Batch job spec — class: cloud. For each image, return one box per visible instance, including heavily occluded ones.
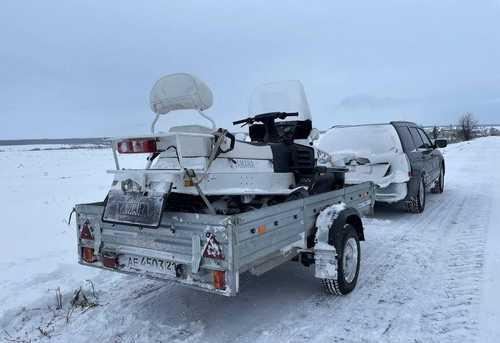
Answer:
[336,95,420,111]
[0,0,499,138]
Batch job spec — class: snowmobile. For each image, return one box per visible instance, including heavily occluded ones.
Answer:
[103,73,345,227]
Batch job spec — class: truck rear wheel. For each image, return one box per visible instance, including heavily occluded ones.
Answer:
[321,224,360,295]
[431,167,444,194]
[408,175,426,213]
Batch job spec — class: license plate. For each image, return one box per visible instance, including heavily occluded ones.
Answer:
[102,189,166,227]
[119,254,177,277]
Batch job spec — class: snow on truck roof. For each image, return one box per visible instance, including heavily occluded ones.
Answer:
[319,123,403,155]
[330,121,417,129]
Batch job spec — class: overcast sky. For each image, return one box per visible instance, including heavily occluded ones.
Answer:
[1,0,499,139]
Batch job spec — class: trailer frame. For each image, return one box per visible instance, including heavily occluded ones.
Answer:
[75,182,374,296]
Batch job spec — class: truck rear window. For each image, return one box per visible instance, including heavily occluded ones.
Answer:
[318,124,403,155]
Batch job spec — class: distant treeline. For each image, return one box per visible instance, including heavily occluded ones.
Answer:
[0,137,110,146]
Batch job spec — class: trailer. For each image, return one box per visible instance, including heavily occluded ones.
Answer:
[73,73,376,296]
[74,182,374,296]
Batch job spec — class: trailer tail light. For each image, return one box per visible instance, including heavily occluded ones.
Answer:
[82,247,97,263]
[102,252,119,268]
[80,221,93,240]
[213,271,225,290]
[117,138,157,154]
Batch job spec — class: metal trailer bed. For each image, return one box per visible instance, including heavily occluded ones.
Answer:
[75,182,374,296]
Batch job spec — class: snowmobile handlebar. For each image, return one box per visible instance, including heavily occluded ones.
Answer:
[232,112,299,126]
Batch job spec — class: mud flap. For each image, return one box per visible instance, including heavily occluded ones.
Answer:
[314,203,362,280]
[314,247,338,279]
[314,204,344,280]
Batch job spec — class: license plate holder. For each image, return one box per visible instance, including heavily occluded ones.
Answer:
[102,189,167,228]
[119,254,177,277]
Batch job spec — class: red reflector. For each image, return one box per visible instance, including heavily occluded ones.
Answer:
[80,221,93,240]
[213,271,225,290]
[117,139,157,154]
[102,252,119,268]
[82,247,96,263]
[202,233,225,260]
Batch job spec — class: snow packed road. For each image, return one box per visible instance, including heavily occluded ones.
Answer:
[0,137,499,343]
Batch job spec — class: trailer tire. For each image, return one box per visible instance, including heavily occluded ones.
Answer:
[321,224,360,295]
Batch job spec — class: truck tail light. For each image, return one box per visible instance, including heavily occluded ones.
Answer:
[405,155,414,177]
[117,139,157,154]
[82,247,97,263]
[80,221,93,240]
[213,271,225,290]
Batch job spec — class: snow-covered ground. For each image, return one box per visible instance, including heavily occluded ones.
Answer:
[1,137,499,342]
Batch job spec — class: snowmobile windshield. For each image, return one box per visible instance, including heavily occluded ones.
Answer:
[248,80,312,122]
[318,124,403,156]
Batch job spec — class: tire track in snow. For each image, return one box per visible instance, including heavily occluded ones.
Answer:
[254,190,466,343]
[2,139,497,343]
[419,187,491,342]
[369,191,473,342]
[330,195,468,342]
[314,145,491,342]
[257,142,494,343]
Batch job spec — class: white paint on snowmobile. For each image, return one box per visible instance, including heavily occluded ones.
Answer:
[155,157,274,173]
[108,74,338,202]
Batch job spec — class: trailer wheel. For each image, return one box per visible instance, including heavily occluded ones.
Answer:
[321,224,360,295]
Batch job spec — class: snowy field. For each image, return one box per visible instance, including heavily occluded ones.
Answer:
[1,137,499,342]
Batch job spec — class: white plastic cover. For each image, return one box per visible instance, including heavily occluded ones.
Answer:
[149,73,213,114]
[248,80,312,121]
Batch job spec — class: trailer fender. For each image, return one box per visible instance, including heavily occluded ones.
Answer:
[329,206,364,245]
[313,204,364,279]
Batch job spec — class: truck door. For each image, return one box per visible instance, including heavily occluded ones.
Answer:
[395,125,424,180]
[417,128,439,182]
[408,126,433,186]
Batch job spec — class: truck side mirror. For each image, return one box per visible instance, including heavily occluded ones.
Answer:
[434,139,447,148]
